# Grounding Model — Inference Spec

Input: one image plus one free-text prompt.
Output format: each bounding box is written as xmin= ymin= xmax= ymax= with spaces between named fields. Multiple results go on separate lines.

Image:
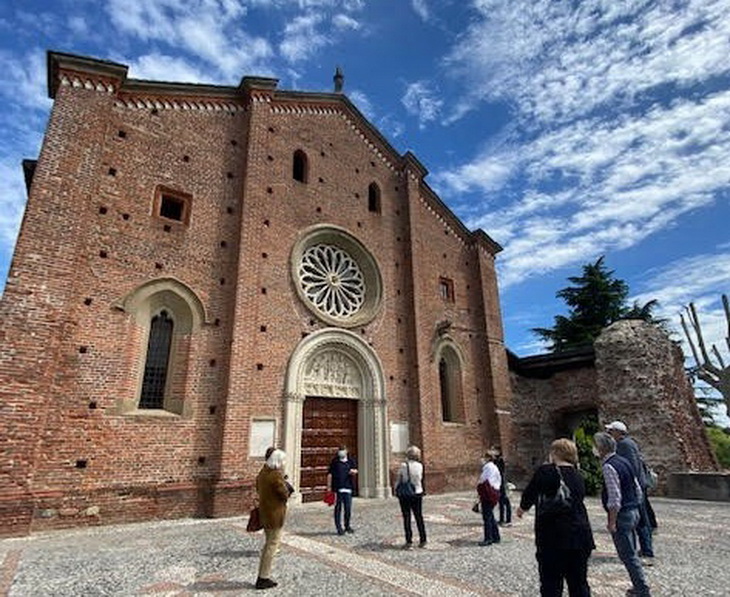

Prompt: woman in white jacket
xmin=395 ymin=445 xmax=427 ymax=549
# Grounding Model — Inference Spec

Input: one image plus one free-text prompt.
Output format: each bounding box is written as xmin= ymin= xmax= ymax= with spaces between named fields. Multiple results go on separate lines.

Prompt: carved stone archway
xmin=284 ymin=328 xmax=389 ymax=502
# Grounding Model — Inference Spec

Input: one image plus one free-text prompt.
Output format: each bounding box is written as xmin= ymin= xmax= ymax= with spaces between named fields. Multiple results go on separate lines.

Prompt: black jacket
xmin=520 ymin=464 xmax=595 ymax=552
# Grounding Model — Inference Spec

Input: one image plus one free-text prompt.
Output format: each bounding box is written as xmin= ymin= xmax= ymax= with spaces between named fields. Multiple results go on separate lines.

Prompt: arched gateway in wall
xmin=283 ymin=329 xmax=390 ymax=502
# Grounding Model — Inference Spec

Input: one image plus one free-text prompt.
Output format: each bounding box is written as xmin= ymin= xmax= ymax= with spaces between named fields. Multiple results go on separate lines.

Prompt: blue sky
xmin=1 ymin=1 xmax=729 ymax=411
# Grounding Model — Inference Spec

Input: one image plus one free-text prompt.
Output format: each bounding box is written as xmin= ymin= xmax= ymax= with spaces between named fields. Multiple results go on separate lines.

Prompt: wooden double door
xmin=300 ymin=397 xmax=358 ymax=502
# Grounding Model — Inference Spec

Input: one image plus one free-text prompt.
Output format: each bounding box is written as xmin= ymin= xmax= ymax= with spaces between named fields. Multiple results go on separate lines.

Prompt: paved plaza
xmin=1 ymin=492 xmax=728 ymax=596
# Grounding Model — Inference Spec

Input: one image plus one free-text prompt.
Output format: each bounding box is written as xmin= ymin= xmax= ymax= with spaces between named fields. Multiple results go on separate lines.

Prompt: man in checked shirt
xmin=594 ymin=431 xmax=651 ymax=597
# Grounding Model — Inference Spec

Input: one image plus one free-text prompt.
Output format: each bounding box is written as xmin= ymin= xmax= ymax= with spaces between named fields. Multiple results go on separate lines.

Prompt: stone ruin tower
xmin=595 ymin=319 xmax=718 ymax=484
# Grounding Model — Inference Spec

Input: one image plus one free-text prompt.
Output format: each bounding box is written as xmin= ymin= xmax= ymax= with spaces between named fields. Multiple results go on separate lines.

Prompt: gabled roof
xmin=46 ymin=50 xmax=502 ymax=255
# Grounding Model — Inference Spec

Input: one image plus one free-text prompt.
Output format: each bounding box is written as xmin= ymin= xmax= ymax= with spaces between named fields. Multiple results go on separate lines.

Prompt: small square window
xmin=160 ymin=195 xmax=185 ymax=221
xmin=439 ymin=277 xmax=454 ymax=302
xmin=155 ymin=186 xmax=192 ymax=225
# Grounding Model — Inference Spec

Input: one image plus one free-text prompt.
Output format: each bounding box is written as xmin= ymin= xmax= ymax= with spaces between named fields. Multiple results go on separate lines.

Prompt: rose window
xmin=298 ymin=244 xmax=366 ymax=318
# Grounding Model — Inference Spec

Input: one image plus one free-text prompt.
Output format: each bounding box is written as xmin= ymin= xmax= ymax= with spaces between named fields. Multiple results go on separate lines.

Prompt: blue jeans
xmin=636 ymin=497 xmax=654 ymax=557
xmin=480 ymin=499 xmax=500 ymax=543
xmin=334 ymin=491 xmax=352 ymax=532
xmin=612 ymin=508 xmax=650 ymax=596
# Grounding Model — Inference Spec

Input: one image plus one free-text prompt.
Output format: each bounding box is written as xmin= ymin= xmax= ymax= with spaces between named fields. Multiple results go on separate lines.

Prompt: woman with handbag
xmin=477 ymin=449 xmax=502 ymax=546
xmin=255 ymin=449 xmax=290 ymax=591
xmin=516 ymin=438 xmax=595 ymax=597
xmin=395 ymin=445 xmax=427 ymax=549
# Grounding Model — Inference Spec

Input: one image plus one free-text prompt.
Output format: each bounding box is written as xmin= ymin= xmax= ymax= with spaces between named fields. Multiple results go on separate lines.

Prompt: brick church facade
xmin=0 ymin=52 xmax=512 ymax=536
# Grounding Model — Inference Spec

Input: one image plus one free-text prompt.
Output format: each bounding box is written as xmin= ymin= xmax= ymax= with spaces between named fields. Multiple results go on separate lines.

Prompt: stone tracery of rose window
xmin=298 ymin=244 xmax=366 ymax=319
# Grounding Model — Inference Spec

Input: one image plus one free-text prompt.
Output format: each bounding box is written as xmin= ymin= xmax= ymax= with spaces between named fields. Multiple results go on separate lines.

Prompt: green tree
xmin=574 ymin=414 xmax=602 ymax=495
xmin=705 ymin=426 xmax=730 ymax=469
xmin=533 ymin=256 xmax=662 ymax=352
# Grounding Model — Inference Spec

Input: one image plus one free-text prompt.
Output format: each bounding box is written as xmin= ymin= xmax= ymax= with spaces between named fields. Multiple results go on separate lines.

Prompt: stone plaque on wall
xmin=390 ymin=422 xmax=409 ymax=453
xmin=250 ymin=419 xmax=276 ymax=457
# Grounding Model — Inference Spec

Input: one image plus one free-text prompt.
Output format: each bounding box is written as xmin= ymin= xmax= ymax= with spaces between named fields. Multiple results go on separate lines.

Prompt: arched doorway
xmin=283 ymin=329 xmax=389 ymax=502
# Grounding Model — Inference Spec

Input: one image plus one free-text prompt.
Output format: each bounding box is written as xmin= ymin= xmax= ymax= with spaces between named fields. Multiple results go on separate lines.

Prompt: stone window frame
xmin=434 ymin=339 xmax=466 ymax=425
xmin=114 ymin=278 xmax=206 ymax=417
xmin=291 ymin=224 xmax=383 ymax=328
xmin=153 ymin=185 xmax=192 ymax=226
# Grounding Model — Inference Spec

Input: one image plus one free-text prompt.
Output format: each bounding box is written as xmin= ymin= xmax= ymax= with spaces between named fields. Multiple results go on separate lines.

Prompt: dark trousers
xmin=499 ymin=487 xmax=512 ymax=523
xmin=480 ymin=499 xmax=500 ymax=543
xmin=537 ymin=548 xmax=592 ymax=597
xmin=334 ymin=491 xmax=352 ymax=532
xmin=399 ymin=494 xmax=426 ymax=544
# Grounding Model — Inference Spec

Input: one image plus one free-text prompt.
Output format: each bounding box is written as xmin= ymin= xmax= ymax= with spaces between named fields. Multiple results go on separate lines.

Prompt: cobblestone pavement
xmin=1 ymin=493 xmax=728 ymax=596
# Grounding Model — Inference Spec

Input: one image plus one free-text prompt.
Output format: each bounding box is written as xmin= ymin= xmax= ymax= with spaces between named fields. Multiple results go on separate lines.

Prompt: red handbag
xmin=246 ymin=506 xmax=263 ymax=532
xmin=324 ymin=490 xmax=336 ymax=506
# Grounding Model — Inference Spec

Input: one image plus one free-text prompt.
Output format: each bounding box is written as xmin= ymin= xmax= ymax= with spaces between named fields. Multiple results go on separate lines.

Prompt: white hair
xmin=593 ymin=432 xmax=616 ymax=456
xmin=266 ymin=449 xmax=287 ymax=470
xmin=406 ymin=445 xmax=421 ymax=461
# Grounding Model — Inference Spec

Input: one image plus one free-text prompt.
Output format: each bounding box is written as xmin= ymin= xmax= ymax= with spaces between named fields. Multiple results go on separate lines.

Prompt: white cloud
xmin=402 ymin=80 xmax=443 ymax=129
xmin=332 ymin=13 xmax=360 ymax=30
xmin=433 ymin=1 xmax=730 ymax=289
xmin=411 ymin=0 xmax=429 ymax=22
xmin=279 ymin=14 xmax=330 ymax=62
xmin=348 ymin=90 xmax=374 ymax=119
xmin=445 ymin=0 xmax=730 ymax=126
xmin=106 ymin=0 xmax=273 ymax=78
xmin=128 ymin=53 xmax=211 ymax=83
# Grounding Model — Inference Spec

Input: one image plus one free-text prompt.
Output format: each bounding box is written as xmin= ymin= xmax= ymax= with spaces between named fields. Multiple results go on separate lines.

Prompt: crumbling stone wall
xmin=509 ymin=320 xmax=718 ymax=490
xmin=595 ymin=320 xmax=718 ymax=486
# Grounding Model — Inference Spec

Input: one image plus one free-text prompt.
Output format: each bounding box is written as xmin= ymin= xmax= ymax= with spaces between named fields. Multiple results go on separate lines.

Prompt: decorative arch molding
xmin=116 ymin=277 xmax=207 ymax=334
xmin=114 ymin=278 xmax=206 ymax=416
xmin=284 ymin=328 xmax=390 ymax=501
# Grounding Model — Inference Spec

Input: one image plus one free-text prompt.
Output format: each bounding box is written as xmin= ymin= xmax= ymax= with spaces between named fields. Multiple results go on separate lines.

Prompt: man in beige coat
xmin=255 ymin=449 xmax=289 ymax=590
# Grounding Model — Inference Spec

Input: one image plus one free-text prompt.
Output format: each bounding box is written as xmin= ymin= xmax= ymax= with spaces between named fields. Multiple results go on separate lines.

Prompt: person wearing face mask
xmin=516 ymin=439 xmax=595 ymax=597
xmin=327 ymin=445 xmax=358 ymax=535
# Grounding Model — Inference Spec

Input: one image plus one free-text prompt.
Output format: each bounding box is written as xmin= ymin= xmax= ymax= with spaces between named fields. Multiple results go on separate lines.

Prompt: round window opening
xmin=292 ymin=226 xmax=383 ymax=327
xmin=299 ymin=244 xmax=365 ymax=318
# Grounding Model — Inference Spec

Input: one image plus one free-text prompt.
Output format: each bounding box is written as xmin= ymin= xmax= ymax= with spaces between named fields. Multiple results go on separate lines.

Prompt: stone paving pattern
xmin=1 ymin=492 xmax=728 ymax=596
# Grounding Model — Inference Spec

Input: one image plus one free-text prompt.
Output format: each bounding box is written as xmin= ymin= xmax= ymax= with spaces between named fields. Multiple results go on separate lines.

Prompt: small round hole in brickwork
xmin=84 ymin=298 xmax=92 ymax=306
xmin=316 ymin=207 xmax=321 ymax=213
xmin=220 ymin=278 xmax=226 ymax=285
xmin=402 ymin=379 xmax=407 ymax=385
xmin=370 ymin=161 xmax=375 ymax=167
xmin=227 ymin=206 xmax=234 ymax=214
xmin=118 ymin=130 xmax=126 ymax=138
xmin=355 ymin=168 xmax=360 ymax=173
xmin=220 ymin=241 xmax=227 ymax=248
xmin=151 ymin=108 xmax=158 ymax=115
xmin=214 ymin=318 xmax=220 ymax=326
xmin=88 ymin=401 xmax=97 ymax=410
xmin=357 ymin=222 xmax=362 ymax=228
xmin=396 ymin=236 xmax=401 ymax=242
xmin=399 ymin=348 xmax=404 ymax=353
xmin=267 ymin=187 xmax=273 ymax=194
xmin=267 ymin=155 xmax=274 ymax=161
xmin=256 ymin=363 xmax=264 ymax=370
xmin=227 ymin=172 xmax=234 ymax=179
xmin=395 ymin=262 xmax=399 ymax=268
xmin=108 ymin=167 xmax=117 ymax=176
xmin=75 ymin=460 xmax=88 ymax=469
xmin=163 ymin=224 xmax=171 ymax=232
xmin=209 ymin=405 xmax=216 ymax=414
xmin=397 ymin=289 xmax=401 ymax=296
xmin=182 ymin=155 xmax=190 ymax=162
xmin=231 ymin=139 xmax=238 ymax=146
xmin=443 ymin=253 xmax=447 ymax=259
xmin=395 ymin=210 xmax=400 ymax=216
xmin=389 ymin=375 xmax=394 ymax=381
xmin=155 ymin=262 xmax=163 ymax=270
xmin=268 ymin=126 xmax=275 ymax=133
xmin=209 ymin=359 xmax=216 ymax=367
xmin=79 ymin=346 xmax=88 ymax=354
xmin=99 ymin=206 xmax=107 ymax=215
xmin=198 ymin=456 xmax=206 ymax=465
xmin=320 ymin=151 xmax=325 ymax=157
xmin=354 ymin=193 xmax=360 ymax=198
xmin=262 ymin=252 xmax=268 ymax=258
xmin=260 ymin=325 xmax=267 ymax=332
xmin=318 ymin=177 xmax=324 ymax=183
xmin=122 ymin=213 xmax=130 ymax=220
xmin=395 ymin=186 xmax=399 ymax=191
xmin=261 ymin=288 xmax=267 ymax=294
xmin=309 ymin=319 xmax=316 ymax=326
xmin=99 ymin=250 xmax=107 ymax=258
